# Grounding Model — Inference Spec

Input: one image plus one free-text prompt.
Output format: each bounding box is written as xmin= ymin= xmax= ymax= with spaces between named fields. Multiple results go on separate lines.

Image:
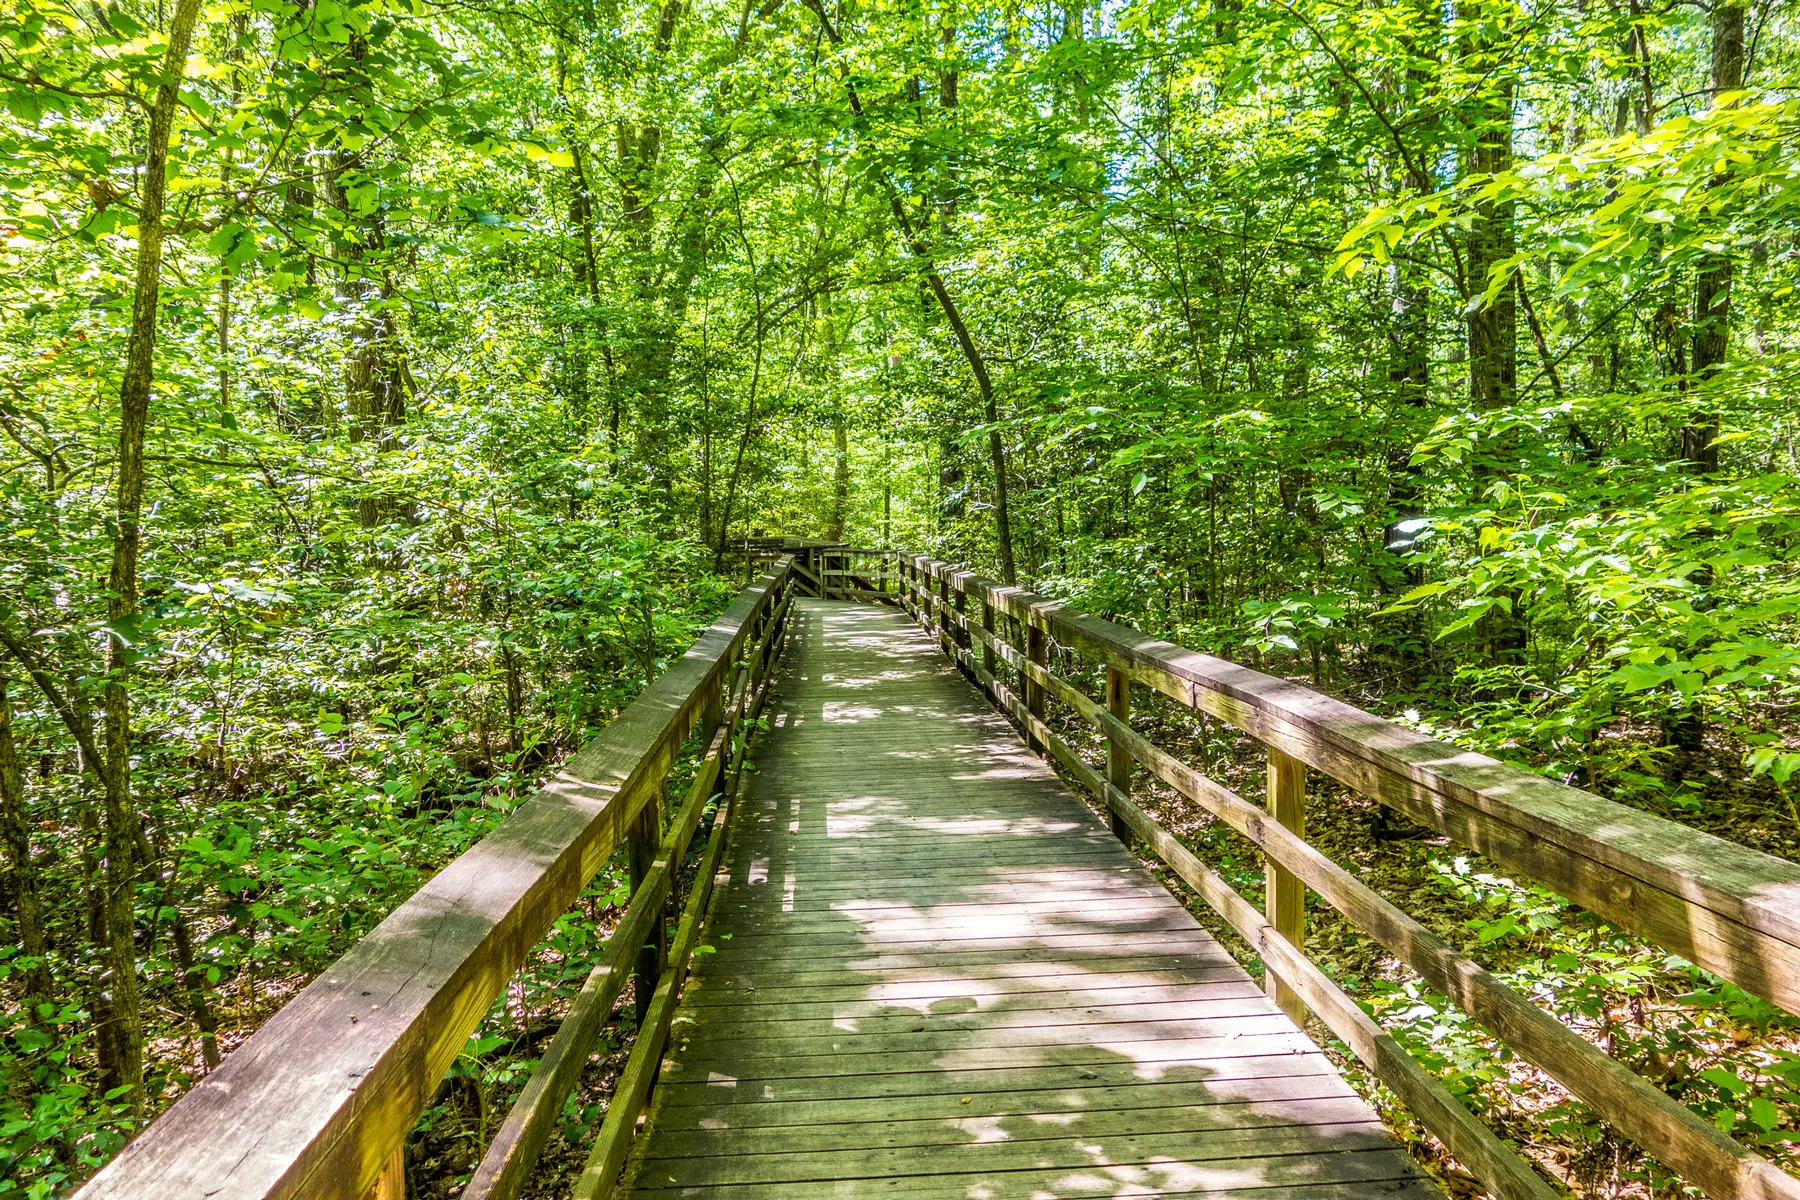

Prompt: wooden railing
xmin=825 ymin=546 xmax=1800 ymax=1200
xmin=77 ymin=557 xmax=797 ymax=1200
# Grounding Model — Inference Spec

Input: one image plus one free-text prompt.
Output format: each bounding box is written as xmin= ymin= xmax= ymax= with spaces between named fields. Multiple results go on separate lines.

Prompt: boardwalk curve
xmin=620 ymin=599 xmax=1436 ymax=1199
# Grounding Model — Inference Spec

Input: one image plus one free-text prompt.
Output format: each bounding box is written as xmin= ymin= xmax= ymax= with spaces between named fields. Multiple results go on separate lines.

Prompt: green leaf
xmin=1700 ymin=1067 xmax=1750 ymax=1097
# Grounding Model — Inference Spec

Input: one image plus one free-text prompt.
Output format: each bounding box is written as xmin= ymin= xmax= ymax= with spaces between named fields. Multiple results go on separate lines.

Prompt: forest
xmin=2 ymin=0 xmax=1799 ymax=1191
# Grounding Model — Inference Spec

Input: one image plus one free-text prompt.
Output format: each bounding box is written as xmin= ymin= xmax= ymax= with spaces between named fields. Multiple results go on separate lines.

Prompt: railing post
xmin=703 ymin=668 xmax=726 ymax=738
xmin=1105 ymin=666 xmax=1131 ymax=843
xmin=1025 ymin=620 xmax=1047 ymax=752
xmin=952 ymin=579 xmax=970 ymax=668
xmin=1265 ymin=748 xmax=1307 ymax=1025
xmin=980 ymin=598 xmax=997 ymax=679
xmin=937 ymin=569 xmax=951 ymax=647
xmin=364 ymin=1141 xmax=403 ymax=1200
xmin=629 ymin=791 xmax=666 ymax=1022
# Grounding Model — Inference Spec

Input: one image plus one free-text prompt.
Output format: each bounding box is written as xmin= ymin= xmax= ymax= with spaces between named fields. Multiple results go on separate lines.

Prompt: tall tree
xmin=103 ymin=0 xmax=206 ymax=1114
xmin=1684 ymin=0 xmax=1746 ymax=472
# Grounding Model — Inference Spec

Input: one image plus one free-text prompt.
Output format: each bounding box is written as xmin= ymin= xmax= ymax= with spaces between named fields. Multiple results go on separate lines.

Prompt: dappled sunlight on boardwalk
xmin=621 ymin=600 xmax=1438 ymax=1199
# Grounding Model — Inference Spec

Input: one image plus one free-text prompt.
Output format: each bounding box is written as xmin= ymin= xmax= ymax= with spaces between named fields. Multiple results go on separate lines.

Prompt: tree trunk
xmin=712 ymin=312 xmax=767 ymax=570
xmin=0 ymin=676 xmax=52 ymax=1017
xmin=1460 ymin=5 xmax=1523 ymax=667
xmin=924 ymin=272 xmax=1019 ymax=585
xmin=1665 ymin=0 xmax=1747 ymax=752
xmin=557 ymin=44 xmax=603 ymax=430
xmin=169 ymin=905 xmax=220 ymax=1070
xmin=102 ymin=0 xmax=204 ymax=1115
xmin=1685 ymin=0 xmax=1745 ymax=471
xmin=1465 ymin=101 xmax=1516 ymax=408
xmin=320 ymin=39 xmax=409 ymax=528
xmin=830 ymin=408 xmax=849 ymax=542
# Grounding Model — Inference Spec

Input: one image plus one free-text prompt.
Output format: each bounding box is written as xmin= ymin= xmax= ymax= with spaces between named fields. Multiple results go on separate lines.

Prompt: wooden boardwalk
xmin=620 ymin=599 xmax=1437 ymax=1199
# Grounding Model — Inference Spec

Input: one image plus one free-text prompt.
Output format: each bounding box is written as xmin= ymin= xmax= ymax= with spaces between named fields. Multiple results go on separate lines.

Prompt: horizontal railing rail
xmin=823 ymin=546 xmax=1800 ymax=1200
xmin=78 ymin=557 xmax=797 ymax=1200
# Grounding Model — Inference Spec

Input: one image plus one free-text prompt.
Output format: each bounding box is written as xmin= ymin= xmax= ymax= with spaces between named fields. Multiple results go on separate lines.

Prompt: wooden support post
xmin=1025 ymin=622 xmax=1047 ymax=753
xmin=364 ymin=1142 xmax=404 ymax=1200
xmin=628 ymin=794 xmax=665 ymax=1023
xmin=1105 ymin=666 xmax=1131 ymax=843
xmin=937 ymin=572 xmax=951 ymax=645
xmin=1265 ymin=748 xmax=1307 ymax=1026
xmin=953 ymin=584 xmax=970 ymax=668
xmin=703 ymin=665 xmax=726 ymax=740
xmin=980 ymin=599 xmax=997 ymax=679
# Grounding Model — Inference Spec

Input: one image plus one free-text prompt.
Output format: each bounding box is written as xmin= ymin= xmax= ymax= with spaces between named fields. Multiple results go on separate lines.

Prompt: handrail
xmin=466 ymin=580 xmax=792 ymax=1200
xmin=827 ymin=546 xmax=1800 ymax=1200
xmin=77 ymin=557 xmax=796 ymax=1200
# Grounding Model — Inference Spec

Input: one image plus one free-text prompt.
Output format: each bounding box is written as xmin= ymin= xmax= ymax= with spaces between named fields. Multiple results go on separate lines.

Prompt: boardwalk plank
xmin=644 ymin=1074 xmax=1364 ymax=1133
xmin=632 ymin=1122 xmax=1399 ymax=1186
xmin=623 ymin=1155 xmax=1434 ymax=1199
xmin=648 ymin=1052 xmax=1348 ymax=1108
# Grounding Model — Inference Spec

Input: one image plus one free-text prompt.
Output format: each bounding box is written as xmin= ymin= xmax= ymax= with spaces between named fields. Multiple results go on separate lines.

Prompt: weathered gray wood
xmin=625 ymin=1159 xmax=1438 ymax=1200
xmin=462 ymin=868 xmax=663 ymax=1200
xmin=619 ymin=600 xmax=1425 ymax=1200
xmin=1040 ymin=647 xmax=1798 ymax=1198
xmin=1093 ymin=664 xmax=1799 ymax=1197
xmin=634 ymin=1121 xmax=1401 ymax=1188
xmin=642 ymin=1072 xmax=1362 ymax=1134
xmin=465 ymin=570 xmax=790 ymax=1200
xmin=626 ymin=795 xmax=664 ymax=1023
xmin=684 ymin=964 xmax=1251 ymax=1009
xmin=76 ymin=560 xmax=793 ymax=1200
xmin=646 ymin=1050 xmax=1347 ymax=1109
xmin=787 ymin=559 xmax=823 ymax=597
xmin=684 ymin=977 xmax=1265 ymax=1020
xmin=907 ymin=554 xmax=1800 ymax=1017
xmin=678 ymin=994 xmax=1287 ymax=1045
xmin=640 ymin=1095 xmax=1387 ymax=1160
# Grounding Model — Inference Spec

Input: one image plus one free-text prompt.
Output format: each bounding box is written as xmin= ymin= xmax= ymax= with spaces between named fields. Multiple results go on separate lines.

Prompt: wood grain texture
xmin=618 ymin=600 xmax=1427 ymax=1199
xmin=76 ymin=563 xmax=792 ymax=1200
xmin=1264 ymin=749 xmax=1306 ymax=1025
